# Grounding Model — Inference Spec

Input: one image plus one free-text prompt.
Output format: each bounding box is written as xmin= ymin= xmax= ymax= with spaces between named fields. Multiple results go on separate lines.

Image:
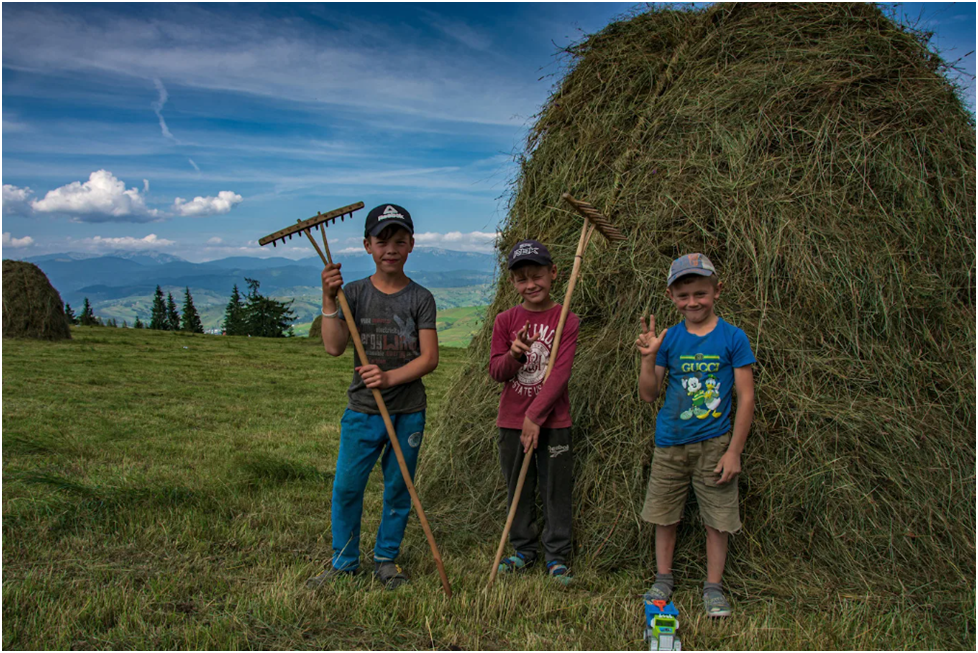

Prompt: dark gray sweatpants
xmin=498 ymin=427 xmax=573 ymax=563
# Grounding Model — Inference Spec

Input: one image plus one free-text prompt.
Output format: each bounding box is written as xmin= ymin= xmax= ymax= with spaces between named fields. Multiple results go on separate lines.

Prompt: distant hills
xmin=19 ymin=248 xmax=499 ymax=335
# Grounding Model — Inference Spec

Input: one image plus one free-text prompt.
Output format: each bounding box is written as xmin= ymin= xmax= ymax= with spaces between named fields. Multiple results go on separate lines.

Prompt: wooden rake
xmin=259 ymin=202 xmax=452 ymax=598
xmin=486 ymin=193 xmax=626 ymax=589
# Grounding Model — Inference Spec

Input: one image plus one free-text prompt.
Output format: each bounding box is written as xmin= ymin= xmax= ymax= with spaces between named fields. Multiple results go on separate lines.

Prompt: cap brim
xmin=508 ymin=255 xmax=553 ymax=269
xmin=367 ymin=220 xmax=413 ymax=237
xmin=667 ymin=268 xmax=714 ymax=285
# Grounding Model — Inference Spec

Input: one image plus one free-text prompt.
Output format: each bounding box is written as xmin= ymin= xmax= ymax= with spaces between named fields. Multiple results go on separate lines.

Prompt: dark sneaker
xmin=546 ymin=560 xmax=574 ymax=586
xmin=374 ymin=561 xmax=410 ymax=590
xmin=497 ymin=551 xmax=537 ymax=575
xmin=305 ymin=564 xmax=361 ymax=589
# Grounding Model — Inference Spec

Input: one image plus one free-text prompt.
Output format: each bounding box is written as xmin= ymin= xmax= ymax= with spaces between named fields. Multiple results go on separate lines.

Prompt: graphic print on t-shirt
xmin=678 ymin=354 xmax=723 ymax=421
xmin=358 ymin=314 xmax=418 ymax=366
xmin=511 ymin=323 xmax=555 ymax=397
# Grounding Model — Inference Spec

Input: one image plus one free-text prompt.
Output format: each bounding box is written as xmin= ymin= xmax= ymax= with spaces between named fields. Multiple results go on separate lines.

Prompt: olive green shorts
xmin=641 ymin=433 xmax=741 ymax=533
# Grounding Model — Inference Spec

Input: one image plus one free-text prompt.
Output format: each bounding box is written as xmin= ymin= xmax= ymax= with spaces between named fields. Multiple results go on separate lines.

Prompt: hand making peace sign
xmin=635 ymin=313 xmax=668 ymax=358
xmin=509 ymin=320 xmax=539 ymax=360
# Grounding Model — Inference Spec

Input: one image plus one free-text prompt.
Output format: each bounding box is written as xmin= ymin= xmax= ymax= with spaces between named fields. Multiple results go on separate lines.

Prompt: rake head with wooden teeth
xmin=257 ymin=201 xmax=365 ymax=248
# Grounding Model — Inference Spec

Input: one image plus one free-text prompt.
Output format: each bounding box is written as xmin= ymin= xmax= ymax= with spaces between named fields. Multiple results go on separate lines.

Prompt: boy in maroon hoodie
xmin=489 ymin=239 xmax=579 ymax=585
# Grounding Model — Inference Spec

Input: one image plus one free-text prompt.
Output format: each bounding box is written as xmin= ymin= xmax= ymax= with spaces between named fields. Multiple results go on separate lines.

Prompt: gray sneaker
xmin=305 ymin=564 xmax=361 ymax=589
xmin=703 ymin=588 xmax=732 ymax=617
xmin=374 ymin=561 xmax=410 ymax=590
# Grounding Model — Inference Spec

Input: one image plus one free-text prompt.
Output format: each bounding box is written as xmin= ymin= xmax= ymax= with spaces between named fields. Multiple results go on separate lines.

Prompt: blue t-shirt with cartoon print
xmin=655 ymin=317 xmax=756 ymax=447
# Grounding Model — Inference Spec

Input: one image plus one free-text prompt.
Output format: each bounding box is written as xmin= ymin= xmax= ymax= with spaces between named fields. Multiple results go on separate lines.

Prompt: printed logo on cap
xmin=513 ymin=242 xmax=540 ymax=257
xmin=379 ymin=205 xmax=405 ymax=221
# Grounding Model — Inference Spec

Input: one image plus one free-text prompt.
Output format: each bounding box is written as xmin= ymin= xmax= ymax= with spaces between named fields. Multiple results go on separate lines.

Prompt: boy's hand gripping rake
xmin=259 ymin=202 xmax=452 ymax=598
xmin=486 ymin=193 xmax=625 ymax=589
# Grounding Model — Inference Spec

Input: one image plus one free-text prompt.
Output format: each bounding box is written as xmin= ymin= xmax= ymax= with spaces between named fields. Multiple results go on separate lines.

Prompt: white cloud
xmin=3 ymin=184 xmax=35 ymax=215
xmin=413 ymin=230 xmax=499 ymax=253
xmin=172 ymin=190 xmax=243 ymax=217
xmin=206 ymin=236 xmax=223 ymax=244
xmin=81 ymin=234 xmax=175 ymax=250
xmin=188 ymin=158 xmax=200 ymax=172
xmin=31 ymin=170 xmax=162 ymax=222
xmin=2 ymin=232 xmax=35 ymax=248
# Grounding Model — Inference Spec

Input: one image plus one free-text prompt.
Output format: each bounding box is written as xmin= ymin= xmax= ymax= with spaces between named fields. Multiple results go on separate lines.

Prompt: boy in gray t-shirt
xmin=306 ymin=204 xmax=438 ymax=591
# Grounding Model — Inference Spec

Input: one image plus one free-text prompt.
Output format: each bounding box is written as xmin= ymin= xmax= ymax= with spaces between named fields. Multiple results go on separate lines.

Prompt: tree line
xmin=65 ymin=278 xmax=295 ymax=338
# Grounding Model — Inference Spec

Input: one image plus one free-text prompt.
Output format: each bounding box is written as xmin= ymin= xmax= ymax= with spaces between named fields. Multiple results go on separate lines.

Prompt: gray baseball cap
xmin=667 ymin=253 xmax=716 ymax=286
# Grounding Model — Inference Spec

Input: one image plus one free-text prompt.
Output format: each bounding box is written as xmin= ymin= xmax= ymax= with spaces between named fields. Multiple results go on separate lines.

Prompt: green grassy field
xmin=3 ymin=328 xmax=961 ymax=649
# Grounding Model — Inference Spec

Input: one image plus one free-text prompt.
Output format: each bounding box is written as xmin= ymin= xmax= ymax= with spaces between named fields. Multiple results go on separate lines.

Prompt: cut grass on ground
xmin=3 ymin=328 xmax=966 ymax=649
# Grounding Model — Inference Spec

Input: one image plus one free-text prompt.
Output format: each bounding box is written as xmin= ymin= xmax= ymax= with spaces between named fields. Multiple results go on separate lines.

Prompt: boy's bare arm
xmin=715 ymin=365 xmax=755 ymax=484
xmin=358 ymin=329 xmax=439 ymax=389
xmin=321 ymin=263 xmax=350 ymax=356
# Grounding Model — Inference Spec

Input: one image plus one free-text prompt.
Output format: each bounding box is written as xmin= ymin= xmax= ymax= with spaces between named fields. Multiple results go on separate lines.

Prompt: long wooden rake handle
xmin=486 ymin=219 xmax=596 ymax=589
xmin=304 ymin=223 xmax=452 ymax=598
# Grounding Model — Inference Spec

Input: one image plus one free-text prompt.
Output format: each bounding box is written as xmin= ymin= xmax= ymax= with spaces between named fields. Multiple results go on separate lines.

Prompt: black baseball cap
xmin=364 ymin=204 xmax=414 ymax=238
xmin=507 ymin=239 xmax=553 ymax=269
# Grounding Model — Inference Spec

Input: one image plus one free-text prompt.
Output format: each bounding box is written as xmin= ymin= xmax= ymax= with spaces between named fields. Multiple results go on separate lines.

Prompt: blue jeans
xmin=330 ymin=408 xmax=425 ymax=571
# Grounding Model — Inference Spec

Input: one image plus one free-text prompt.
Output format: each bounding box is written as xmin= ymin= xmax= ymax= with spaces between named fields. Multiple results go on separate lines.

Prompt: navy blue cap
xmin=507 ymin=239 xmax=553 ymax=269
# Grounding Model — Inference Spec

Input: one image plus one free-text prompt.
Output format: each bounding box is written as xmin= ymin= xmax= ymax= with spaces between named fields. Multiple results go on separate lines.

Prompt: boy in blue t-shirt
xmin=636 ymin=253 xmax=756 ymax=618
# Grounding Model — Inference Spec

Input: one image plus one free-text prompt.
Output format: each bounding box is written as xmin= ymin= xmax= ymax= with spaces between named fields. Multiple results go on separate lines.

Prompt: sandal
xmin=498 ymin=551 xmax=536 ymax=574
xmin=546 ymin=560 xmax=574 ymax=586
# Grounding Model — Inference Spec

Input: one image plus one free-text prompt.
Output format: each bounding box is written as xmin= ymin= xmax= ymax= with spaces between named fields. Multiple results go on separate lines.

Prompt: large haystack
xmin=422 ymin=1 xmax=974 ymax=627
xmin=2 ymin=260 xmax=72 ymax=340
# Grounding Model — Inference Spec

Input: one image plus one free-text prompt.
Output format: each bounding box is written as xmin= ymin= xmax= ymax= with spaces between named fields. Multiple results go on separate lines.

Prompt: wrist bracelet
xmin=322 ymin=308 xmax=340 ymax=318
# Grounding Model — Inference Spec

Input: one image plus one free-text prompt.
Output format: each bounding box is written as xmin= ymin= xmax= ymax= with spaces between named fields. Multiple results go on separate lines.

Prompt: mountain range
xmin=17 ymin=248 xmax=499 ymax=333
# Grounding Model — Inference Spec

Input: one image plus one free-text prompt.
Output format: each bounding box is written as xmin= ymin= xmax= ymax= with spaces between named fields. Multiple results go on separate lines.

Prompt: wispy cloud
xmin=0 ymin=6 xmax=540 ymax=126
xmin=151 ymin=77 xmax=175 ymax=141
xmin=2 ymin=112 xmax=30 ymax=133
xmin=188 ymin=158 xmax=200 ymax=172
xmin=31 ymin=170 xmax=162 ymax=222
xmin=414 ymin=230 xmax=499 ymax=253
xmin=2 ymin=232 xmax=35 ymax=248
xmin=81 ymin=233 xmax=175 ymax=250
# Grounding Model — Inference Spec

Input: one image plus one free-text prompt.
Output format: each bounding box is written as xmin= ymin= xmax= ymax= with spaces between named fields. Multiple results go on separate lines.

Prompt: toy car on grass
xmin=644 ymin=598 xmax=681 ymax=651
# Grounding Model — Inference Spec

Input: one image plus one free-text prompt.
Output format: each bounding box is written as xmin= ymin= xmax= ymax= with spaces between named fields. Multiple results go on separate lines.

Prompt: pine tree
xmin=222 ymin=283 xmax=247 ymax=336
xmin=181 ymin=287 xmax=204 ymax=334
xmin=150 ymin=286 xmax=168 ymax=330
xmin=122 ymin=320 xmax=129 ymax=329
xmin=243 ymin=277 xmax=296 ymax=338
xmin=64 ymin=303 xmax=78 ymax=325
xmin=108 ymin=318 xmax=118 ymax=328
xmin=134 ymin=316 xmax=144 ymax=329
xmin=79 ymin=298 xmax=98 ymax=326
xmin=166 ymin=292 xmax=181 ymax=331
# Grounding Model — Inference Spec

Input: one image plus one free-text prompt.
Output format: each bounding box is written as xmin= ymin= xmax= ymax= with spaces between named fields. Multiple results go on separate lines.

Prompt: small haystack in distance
xmin=308 ymin=315 xmax=323 ymax=343
xmin=421 ymin=1 xmax=975 ymax=640
xmin=2 ymin=260 xmax=72 ymax=340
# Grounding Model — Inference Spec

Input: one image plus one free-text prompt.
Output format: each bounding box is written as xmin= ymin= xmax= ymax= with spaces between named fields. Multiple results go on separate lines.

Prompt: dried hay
xmin=308 ymin=315 xmax=323 ymax=342
xmin=2 ymin=260 xmax=72 ymax=340
xmin=420 ymin=1 xmax=975 ymax=635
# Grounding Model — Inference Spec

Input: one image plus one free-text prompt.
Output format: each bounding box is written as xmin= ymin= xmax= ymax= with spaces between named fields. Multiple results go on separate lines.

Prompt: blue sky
xmin=2 ymin=2 xmax=974 ymax=262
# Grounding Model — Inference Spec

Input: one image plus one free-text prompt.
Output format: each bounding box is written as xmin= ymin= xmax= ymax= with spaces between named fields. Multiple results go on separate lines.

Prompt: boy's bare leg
xmin=655 ymin=522 xmax=678 ymax=574
xmin=704 ymin=524 xmax=728 ymax=583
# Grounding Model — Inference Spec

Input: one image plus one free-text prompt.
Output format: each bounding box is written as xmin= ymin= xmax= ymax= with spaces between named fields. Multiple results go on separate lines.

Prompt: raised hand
xmin=321 ymin=262 xmax=343 ymax=299
xmin=635 ymin=313 xmax=668 ymax=358
xmin=509 ymin=320 xmax=539 ymax=360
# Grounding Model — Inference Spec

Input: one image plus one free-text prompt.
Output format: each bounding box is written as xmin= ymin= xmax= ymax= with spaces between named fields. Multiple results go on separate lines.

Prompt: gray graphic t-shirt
xmin=339 ymin=277 xmax=437 ymax=415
